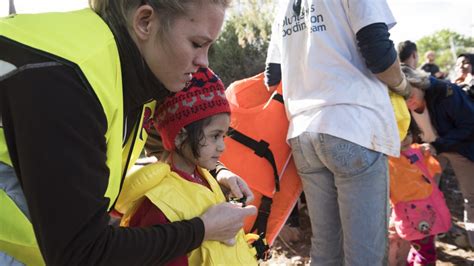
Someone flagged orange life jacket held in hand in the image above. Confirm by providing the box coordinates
[220,73,302,245]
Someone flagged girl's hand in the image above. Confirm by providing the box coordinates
[216,169,254,204]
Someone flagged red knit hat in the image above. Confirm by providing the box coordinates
[154,68,230,151]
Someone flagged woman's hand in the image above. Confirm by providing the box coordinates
[200,202,257,245]
[216,169,254,204]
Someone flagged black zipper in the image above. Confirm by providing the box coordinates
[110,107,143,211]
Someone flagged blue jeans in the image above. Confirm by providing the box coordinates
[289,133,389,266]
[0,162,28,266]
[0,162,29,219]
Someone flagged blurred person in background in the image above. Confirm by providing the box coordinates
[421,50,446,79]
[398,40,419,69]
[454,53,474,88]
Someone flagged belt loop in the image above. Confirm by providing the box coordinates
[318,133,324,142]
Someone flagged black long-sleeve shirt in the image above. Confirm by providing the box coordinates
[0,21,203,266]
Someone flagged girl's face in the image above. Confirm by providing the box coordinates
[181,113,230,171]
[195,113,230,170]
[133,2,225,92]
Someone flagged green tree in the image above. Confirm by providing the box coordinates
[209,0,275,86]
[416,29,474,73]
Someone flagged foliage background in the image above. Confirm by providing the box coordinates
[416,29,474,76]
[209,0,275,86]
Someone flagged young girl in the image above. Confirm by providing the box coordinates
[389,119,451,266]
[116,68,257,265]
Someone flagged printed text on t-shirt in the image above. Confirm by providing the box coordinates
[281,4,326,37]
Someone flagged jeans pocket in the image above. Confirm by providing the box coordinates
[323,136,382,176]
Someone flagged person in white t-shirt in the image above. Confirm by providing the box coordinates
[265,0,411,264]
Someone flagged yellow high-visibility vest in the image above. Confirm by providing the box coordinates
[118,162,258,265]
[0,9,155,265]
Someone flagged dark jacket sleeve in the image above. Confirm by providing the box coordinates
[356,23,397,74]
[1,65,204,266]
[428,79,474,155]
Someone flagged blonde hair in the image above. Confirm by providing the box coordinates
[89,0,231,33]
[425,50,435,60]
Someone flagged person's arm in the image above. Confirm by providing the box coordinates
[209,162,254,204]
[264,63,281,89]
[356,23,411,98]
[214,167,255,204]
[428,81,474,153]
[375,60,409,94]
[2,65,204,265]
[430,64,446,79]
[264,14,283,92]
[130,198,189,266]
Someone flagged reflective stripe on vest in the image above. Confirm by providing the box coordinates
[118,162,257,265]
[0,9,155,265]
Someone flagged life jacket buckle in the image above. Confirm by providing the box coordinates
[246,232,272,261]
[229,196,247,207]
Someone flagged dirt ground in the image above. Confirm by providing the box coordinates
[262,166,474,265]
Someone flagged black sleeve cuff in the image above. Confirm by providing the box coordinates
[189,217,206,251]
[264,63,282,87]
[356,23,397,74]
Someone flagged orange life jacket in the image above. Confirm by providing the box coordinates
[220,73,302,245]
[389,143,442,204]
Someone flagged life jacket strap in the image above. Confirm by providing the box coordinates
[250,195,272,236]
[228,91,286,249]
[227,128,280,192]
[272,92,284,103]
[246,232,272,261]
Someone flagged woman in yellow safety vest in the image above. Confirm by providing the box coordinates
[0,1,255,265]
